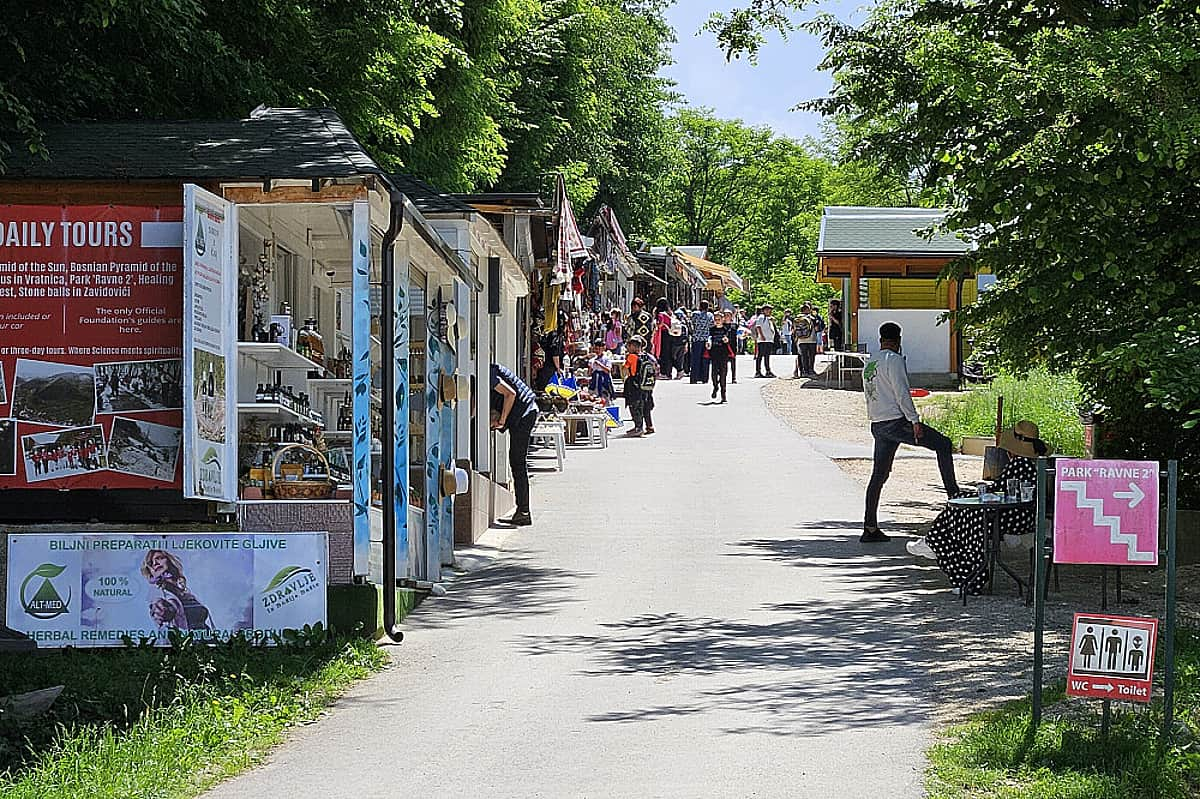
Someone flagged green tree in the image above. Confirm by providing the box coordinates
[713,0,1200,490]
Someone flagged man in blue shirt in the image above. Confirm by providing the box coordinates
[491,363,538,526]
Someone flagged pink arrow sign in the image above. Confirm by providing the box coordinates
[1054,459,1159,566]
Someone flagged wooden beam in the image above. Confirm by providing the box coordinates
[947,277,960,373]
[222,183,367,205]
[0,180,200,205]
[849,257,862,348]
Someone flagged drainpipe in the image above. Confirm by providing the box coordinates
[380,185,405,643]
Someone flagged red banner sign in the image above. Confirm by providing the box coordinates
[0,205,184,489]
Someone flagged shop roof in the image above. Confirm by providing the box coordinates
[816,206,971,257]
[456,192,547,209]
[1,107,381,181]
[390,174,476,215]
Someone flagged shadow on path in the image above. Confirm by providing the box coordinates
[409,555,592,629]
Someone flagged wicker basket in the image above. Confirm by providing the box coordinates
[270,444,336,500]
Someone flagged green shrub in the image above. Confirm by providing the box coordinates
[921,369,1086,456]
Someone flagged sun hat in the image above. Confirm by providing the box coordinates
[999,420,1054,459]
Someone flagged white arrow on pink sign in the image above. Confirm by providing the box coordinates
[1054,459,1159,566]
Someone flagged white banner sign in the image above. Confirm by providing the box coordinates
[5,532,327,647]
[183,184,238,501]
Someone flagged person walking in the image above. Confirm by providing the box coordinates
[753,303,777,378]
[689,300,715,384]
[707,310,735,403]
[628,297,653,345]
[828,299,845,353]
[652,298,672,375]
[490,362,539,527]
[623,335,658,437]
[793,303,820,378]
[672,308,689,378]
[861,322,960,542]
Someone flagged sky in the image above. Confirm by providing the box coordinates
[661,0,864,142]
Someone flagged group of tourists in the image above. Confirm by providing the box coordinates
[25,438,104,476]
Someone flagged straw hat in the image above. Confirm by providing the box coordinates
[998,420,1054,459]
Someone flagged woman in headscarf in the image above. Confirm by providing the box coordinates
[908,421,1052,595]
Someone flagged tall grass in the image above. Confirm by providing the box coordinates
[0,638,387,798]
[927,632,1200,798]
[921,369,1086,456]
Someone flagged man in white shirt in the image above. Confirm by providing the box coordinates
[752,303,777,378]
[861,322,960,542]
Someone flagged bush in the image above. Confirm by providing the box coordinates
[921,369,1086,457]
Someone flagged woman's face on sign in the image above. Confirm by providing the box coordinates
[149,552,170,577]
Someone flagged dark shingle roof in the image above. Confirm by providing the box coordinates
[1,107,380,180]
[817,207,971,256]
[389,174,476,215]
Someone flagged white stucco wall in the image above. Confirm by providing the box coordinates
[858,309,951,374]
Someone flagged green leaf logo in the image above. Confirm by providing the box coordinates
[265,566,307,592]
[33,563,67,579]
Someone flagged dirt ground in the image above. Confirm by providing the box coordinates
[763,373,1194,721]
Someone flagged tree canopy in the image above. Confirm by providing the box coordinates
[0,0,674,234]
[712,0,1200,481]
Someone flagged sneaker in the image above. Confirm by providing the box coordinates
[499,511,532,527]
[625,428,644,438]
[712,387,718,399]
[906,537,937,559]
[766,372,777,378]
[860,528,891,543]
[644,427,656,435]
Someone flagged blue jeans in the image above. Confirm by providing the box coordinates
[690,340,710,383]
[864,417,960,529]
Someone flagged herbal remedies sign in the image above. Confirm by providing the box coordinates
[5,532,327,647]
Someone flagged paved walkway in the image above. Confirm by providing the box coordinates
[205,365,932,798]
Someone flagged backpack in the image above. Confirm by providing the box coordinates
[638,355,658,391]
[669,316,683,337]
[793,316,814,339]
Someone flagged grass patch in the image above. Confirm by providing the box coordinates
[921,369,1086,457]
[928,632,1200,798]
[0,636,388,798]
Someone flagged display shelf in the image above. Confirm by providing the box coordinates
[238,342,323,372]
[322,429,354,439]
[237,402,321,425]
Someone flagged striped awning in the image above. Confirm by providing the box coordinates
[671,249,744,291]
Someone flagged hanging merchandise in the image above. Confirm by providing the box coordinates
[543,282,562,332]
[553,174,588,287]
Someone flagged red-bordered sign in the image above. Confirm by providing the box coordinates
[1067,612,1157,703]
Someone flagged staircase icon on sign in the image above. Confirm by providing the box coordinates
[1060,481,1156,562]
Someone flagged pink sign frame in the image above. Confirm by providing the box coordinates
[1053,459,1160,566]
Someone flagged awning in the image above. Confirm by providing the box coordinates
[672,249,744,291]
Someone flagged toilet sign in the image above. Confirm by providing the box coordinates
[1054,459,1159,566]
[1067,613,1157,703]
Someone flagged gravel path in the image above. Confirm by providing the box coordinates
[763,376,1189,722]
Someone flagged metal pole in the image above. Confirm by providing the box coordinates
[1162,460,1178,742]
[1033,456,1048,726]
[1101,700,1112,739]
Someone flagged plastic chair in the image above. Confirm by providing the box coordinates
[530,420,565,471]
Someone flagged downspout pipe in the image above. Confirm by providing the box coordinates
[380,184,405,643]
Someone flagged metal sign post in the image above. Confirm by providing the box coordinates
[1031,458,1178,741]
